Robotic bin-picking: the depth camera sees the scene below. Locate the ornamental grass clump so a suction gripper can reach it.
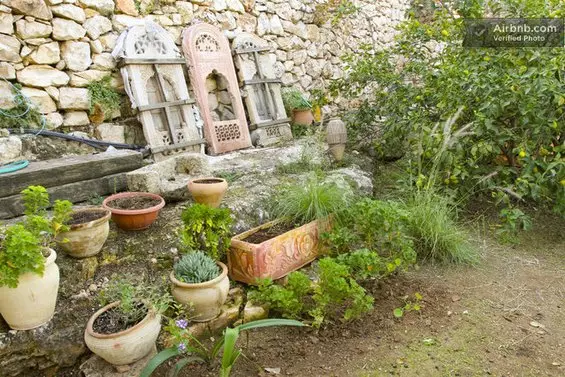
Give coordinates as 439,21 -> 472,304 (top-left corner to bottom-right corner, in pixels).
174,251 -> 220,284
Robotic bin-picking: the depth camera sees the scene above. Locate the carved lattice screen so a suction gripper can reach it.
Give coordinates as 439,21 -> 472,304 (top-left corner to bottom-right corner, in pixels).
182,23 -> 252,155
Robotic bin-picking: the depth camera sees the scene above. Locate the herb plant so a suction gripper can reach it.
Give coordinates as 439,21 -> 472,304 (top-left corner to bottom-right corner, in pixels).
179,204 -> 232,260
250,272 -> 312,319
0,186 -> 72,288
282,89 -> 312,114
174,251 -> 220,284
140,319 -> 304,377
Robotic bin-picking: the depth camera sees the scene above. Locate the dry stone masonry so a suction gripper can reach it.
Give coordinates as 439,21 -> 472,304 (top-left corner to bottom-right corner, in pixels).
0,0 -> 409,142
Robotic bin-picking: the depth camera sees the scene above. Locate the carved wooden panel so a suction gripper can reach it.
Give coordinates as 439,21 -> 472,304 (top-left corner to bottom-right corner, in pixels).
182,23 -> 252,155
113,22 -> 205,161
232,33 -> 292,147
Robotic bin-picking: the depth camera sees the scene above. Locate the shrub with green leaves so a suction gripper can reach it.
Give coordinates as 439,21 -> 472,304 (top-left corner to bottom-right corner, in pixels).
87,76 -> 121,117
0,186 -> 72,288
174,251 -> 220,284
331,0 -> 565,217
250,272 -> 312,319
179,204 -> 232,260
282,88 -> 312,113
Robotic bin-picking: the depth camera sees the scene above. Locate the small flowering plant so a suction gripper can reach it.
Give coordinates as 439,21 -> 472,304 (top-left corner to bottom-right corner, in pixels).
141,318 -> 305,377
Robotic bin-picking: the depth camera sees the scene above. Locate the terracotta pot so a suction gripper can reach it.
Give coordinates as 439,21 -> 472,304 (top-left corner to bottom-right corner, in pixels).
0,248 -> 59,330
102,192 -> 165,231
170,262 -> 229,322
56,208 -> 111,258
228,218 -> 330,284
84,301 -> 162,366
188,177 -> 228,208
292,109 -> 314,126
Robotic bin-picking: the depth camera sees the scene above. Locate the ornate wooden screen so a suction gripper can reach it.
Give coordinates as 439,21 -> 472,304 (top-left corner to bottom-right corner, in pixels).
113,22 -> 206,161
182,23 -> 252,155
232,33 -> 292,146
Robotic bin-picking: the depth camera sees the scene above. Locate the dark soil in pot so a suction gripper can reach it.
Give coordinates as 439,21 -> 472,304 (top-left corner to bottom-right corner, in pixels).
67,210 -> 108,225
244,222 -> 297,244
106,196 -> 162,210
92,305 -> 147,334
193,178 -> 225,184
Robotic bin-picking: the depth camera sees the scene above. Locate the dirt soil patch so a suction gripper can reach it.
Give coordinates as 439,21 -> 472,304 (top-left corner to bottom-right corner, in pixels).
106,196 -> 161,210
153,211 -> 565,377
244,222 -> 297,244
68,210 -> 107,225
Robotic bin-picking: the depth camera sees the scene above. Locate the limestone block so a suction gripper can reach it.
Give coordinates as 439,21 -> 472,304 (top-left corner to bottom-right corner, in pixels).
0,80 -> 16,109
17,65 -> 70,87
52,17 -> 86,40
115,0 -> 139,16
270,15 -> 284,35
256,12 -> 270,36
0,34 -> 22,62
212,0 -> 227,12
29,41 -> 60,64
83,16 -> 113,40
45,111 -> 64,128
91,53 -> 116,70
8,0 -> 53,21
78,0 -> 115,16
20,87 -> 57,113
58,87 -> 90,110
176,1 -> 193,23
226,0 -> 244,13
0,136 -> 23,164
0,12 -> 13,34
0,62 -> 16,79
61,41 -> 92,71
69,69 -> 109,87
96,123 -> 125,143
51,4 -> 86,23
63,110 -> 90,126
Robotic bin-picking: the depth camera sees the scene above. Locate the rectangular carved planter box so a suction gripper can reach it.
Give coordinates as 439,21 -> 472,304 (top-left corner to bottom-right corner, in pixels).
228,219 -> 329,284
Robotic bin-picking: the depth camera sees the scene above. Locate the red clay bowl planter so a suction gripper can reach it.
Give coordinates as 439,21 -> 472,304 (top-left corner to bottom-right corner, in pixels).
187,177 -> 228,208
102,192 -> 165,231
84,301 -> 162,368
169,262 -> 230,322
0,248 -> 59,330
56,208 -> 111,258
292,109 -> 314,126
228,218 -> 330,285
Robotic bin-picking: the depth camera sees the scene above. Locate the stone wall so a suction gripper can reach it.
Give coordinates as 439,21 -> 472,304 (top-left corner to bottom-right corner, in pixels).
0,0 -> 409,131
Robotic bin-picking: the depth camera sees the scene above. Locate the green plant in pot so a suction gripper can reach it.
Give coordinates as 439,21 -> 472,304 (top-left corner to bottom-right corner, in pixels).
282,88 -> 314,127
0,185 -> 72,330
170,251 -> 230,322
84,278 -> 172,369
229,175 -> 353,284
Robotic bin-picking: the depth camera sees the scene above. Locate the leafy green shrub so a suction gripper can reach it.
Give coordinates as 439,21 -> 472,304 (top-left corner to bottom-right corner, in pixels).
282,88 -> 312,114
98,277 -> 172,327
174,251 -> 220,284
310,258 -> 374,327
335,249 -> 387,280
331,0 -> 565,216
0,186 -> 72,288
402,190 -> 478,264
250,272 -> 312,319
179,204 -> 232,260
87,76 -> 121,117
271,176 -> 352,226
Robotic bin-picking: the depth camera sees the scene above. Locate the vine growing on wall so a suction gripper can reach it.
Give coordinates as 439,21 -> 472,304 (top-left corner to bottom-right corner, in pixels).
313,0 -> 360,26
0,82 -> 44,129
87,76 -> 121,122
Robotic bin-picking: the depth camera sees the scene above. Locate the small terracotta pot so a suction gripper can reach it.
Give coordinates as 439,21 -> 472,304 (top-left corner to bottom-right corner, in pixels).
292,109 -> 314,126
84,301 -> 162,367
170,262 -> 230,322
102,192 -> 165,231
0,248 -> 59,330
57,208 -> 111,258
188,177 -> 228,208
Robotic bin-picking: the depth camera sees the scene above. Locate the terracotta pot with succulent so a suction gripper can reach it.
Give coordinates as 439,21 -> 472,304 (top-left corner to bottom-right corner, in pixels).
102,192 -> 165,231
56,208 -> 111,258
187,177 -> 228,208
170,251 -> 230,321
171,204 -> 233,320
229,176 -> 352,284
0,186 -> 72,330
84,278 -> 172,370
282,88 -> 314,127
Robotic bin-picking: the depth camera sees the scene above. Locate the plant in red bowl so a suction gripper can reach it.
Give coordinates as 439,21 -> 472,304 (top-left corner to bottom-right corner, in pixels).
103,192 -> 165,231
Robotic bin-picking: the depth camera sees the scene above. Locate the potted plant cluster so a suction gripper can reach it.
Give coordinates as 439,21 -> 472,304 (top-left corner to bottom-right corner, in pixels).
188,177 -> 228,208
56,207 -> 111,258
0,186 -> 72,330
229,176 -> 352,284
170,203 -> 233,320
84,278 -> 172,370
282,88 -> 314,126
103,192 -> 165,231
